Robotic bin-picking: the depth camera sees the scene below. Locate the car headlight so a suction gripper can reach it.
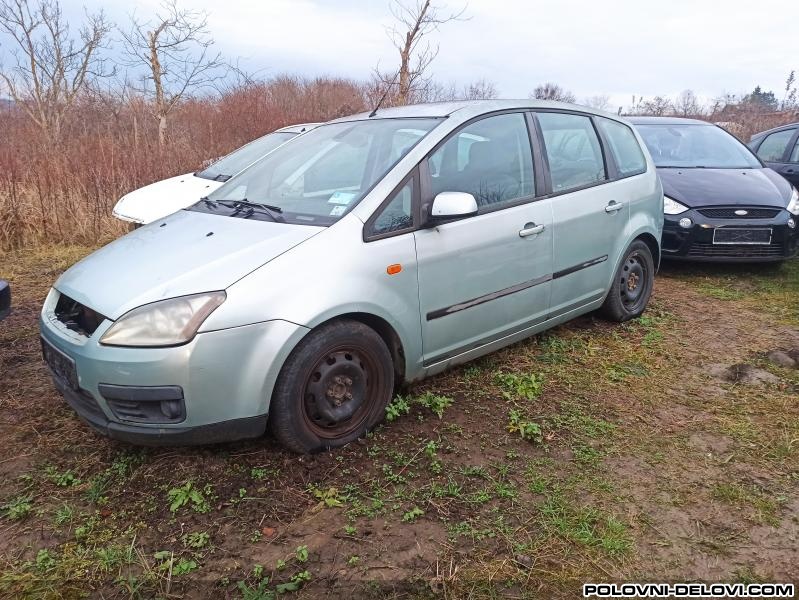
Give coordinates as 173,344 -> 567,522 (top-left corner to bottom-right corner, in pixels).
787,187 -> 799,216
664,196 -> 689,215
100,292 -> 226,347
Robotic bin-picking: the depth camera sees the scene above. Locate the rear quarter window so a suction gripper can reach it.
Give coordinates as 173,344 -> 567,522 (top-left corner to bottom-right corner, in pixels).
596,118 -> 647,177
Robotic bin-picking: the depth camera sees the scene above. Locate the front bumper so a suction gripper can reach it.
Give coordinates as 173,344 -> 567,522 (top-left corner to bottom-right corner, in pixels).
661,208 -> 798,262
40,305 -> 309,446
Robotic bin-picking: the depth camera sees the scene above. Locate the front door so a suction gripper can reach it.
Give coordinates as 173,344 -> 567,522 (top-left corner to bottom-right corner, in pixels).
414,112 -> 553,365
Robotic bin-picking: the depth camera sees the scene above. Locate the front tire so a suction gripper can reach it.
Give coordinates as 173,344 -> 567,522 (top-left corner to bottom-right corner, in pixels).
600,240 -> 655,322
268,319 -> 394,453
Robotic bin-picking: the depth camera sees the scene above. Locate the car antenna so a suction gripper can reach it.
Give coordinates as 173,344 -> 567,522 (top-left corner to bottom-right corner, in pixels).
369,71 -> 399,118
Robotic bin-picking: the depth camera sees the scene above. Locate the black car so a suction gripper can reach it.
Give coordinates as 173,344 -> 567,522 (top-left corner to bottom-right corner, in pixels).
630,117 -> 799,262
749,122 -> 799,188
0,280 -> 10,321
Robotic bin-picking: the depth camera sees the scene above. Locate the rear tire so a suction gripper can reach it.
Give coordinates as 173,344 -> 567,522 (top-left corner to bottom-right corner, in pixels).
600,240 -> 655,322
268,319 -> 394,453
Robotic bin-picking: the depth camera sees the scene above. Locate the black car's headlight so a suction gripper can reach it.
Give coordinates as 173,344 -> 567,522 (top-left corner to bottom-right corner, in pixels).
100,292 -> 226,347
664,196 -> 689,215
787,187 -> 799,216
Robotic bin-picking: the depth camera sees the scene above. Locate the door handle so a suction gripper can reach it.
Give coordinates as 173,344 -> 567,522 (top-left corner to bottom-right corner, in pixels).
605,201 -> 624,213
519,223 -> 545,237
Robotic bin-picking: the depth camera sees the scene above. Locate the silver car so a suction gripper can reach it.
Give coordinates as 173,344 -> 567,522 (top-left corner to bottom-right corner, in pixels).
40,100 -> 663,453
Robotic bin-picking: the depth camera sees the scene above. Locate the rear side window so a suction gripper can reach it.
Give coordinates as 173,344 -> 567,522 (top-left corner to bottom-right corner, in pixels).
537,112 -> 606,192
428,113 -> 535,209
756,129 -> 794,162
596,118 -> 646,177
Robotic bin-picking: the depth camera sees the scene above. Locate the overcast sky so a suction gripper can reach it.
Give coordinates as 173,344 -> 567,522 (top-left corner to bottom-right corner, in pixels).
16,0 -> 799,111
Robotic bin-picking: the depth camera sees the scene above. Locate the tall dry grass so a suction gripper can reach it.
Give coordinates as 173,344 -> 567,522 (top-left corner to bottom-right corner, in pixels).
0,75 -> 367,250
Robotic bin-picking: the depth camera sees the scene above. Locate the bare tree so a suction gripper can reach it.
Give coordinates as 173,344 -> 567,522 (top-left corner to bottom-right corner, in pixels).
0,0 -> 112,139
531,82 -> 576,103
639,95 -> 673,116
782,70 -> 796,110
674,89 -> 700,116
121,0 -> 225,146
375,0 -> 466,107
461,78 -> 497,100
583,94 -> 610,111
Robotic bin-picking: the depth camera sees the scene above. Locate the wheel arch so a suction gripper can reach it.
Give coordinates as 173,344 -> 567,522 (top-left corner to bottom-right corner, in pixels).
634,232 -> 661,270
314,312 -> 407,383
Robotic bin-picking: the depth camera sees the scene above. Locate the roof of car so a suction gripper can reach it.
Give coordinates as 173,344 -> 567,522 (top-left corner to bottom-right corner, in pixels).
626,116 -> 711,126
330,99 -> 622,123
749,121 -> 799,140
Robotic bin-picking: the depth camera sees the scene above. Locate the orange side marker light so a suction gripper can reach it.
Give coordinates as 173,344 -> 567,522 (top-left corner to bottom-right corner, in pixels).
386,264 -> 402,275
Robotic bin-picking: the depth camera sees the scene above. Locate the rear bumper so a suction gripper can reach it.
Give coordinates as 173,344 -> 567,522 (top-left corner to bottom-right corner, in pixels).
661,209 -> 798,262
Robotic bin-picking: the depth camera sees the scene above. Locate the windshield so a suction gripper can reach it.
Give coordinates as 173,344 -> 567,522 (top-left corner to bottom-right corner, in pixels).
636,124 -> 761,169
196,131 -> 297,181
203,118 -> 441,225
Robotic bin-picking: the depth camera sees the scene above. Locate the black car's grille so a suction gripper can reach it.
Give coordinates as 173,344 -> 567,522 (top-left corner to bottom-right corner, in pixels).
698,207 -> 781,219
687,242 -> 785,258
54,293 -> 107,337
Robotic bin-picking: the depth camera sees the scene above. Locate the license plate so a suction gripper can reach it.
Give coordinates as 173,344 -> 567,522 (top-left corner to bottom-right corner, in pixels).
41,337 -> 78,390
712,228 -> 772,245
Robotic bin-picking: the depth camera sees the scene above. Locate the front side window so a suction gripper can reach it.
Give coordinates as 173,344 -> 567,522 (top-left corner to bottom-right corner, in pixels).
204,118 -> 440,225
197,131 -> 296,181
428,113 -> 535,209
537,112 -> 606,192
636,124 -> 762,169
755,129 -> 794,162
596,118 -> 646,177
370,178 -> 415,236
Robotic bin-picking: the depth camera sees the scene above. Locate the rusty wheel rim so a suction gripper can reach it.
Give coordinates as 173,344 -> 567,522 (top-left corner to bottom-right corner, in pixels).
302,345 -> 378,439
619,251 -> 648,311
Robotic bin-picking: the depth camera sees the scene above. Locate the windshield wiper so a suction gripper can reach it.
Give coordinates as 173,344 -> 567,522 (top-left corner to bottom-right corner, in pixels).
215,199 -> 284,222
214,174 -> 232,182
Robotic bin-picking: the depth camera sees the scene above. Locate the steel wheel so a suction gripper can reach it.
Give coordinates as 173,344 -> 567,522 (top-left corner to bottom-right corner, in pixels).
619,251 -> 649,312
302,346 -> 380,440
269,319 -> 394,453
600,240 -> 655,322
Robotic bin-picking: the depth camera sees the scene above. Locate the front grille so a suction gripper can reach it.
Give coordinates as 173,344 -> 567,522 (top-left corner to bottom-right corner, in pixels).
687,242 -> 785,258
54,293 -> 107,337
698,207 -> 781,219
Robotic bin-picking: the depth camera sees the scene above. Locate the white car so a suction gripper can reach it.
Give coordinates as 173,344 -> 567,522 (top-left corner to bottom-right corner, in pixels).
112,123 -> 321,225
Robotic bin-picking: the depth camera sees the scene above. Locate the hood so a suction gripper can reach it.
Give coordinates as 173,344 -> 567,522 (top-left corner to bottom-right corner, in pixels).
658,167 -> 792,208
113,173 -> 224,225
56,210 -> 323,319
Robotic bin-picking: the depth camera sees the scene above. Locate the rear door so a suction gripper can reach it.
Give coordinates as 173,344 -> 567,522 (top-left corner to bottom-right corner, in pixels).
414,112 -> 553,365
534,111 -> 628,317
753,127 -> 799,185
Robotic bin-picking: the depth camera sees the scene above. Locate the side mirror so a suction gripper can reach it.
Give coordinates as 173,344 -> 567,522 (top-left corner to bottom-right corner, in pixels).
429,192 -> 478,223
0,280 -> 10,321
